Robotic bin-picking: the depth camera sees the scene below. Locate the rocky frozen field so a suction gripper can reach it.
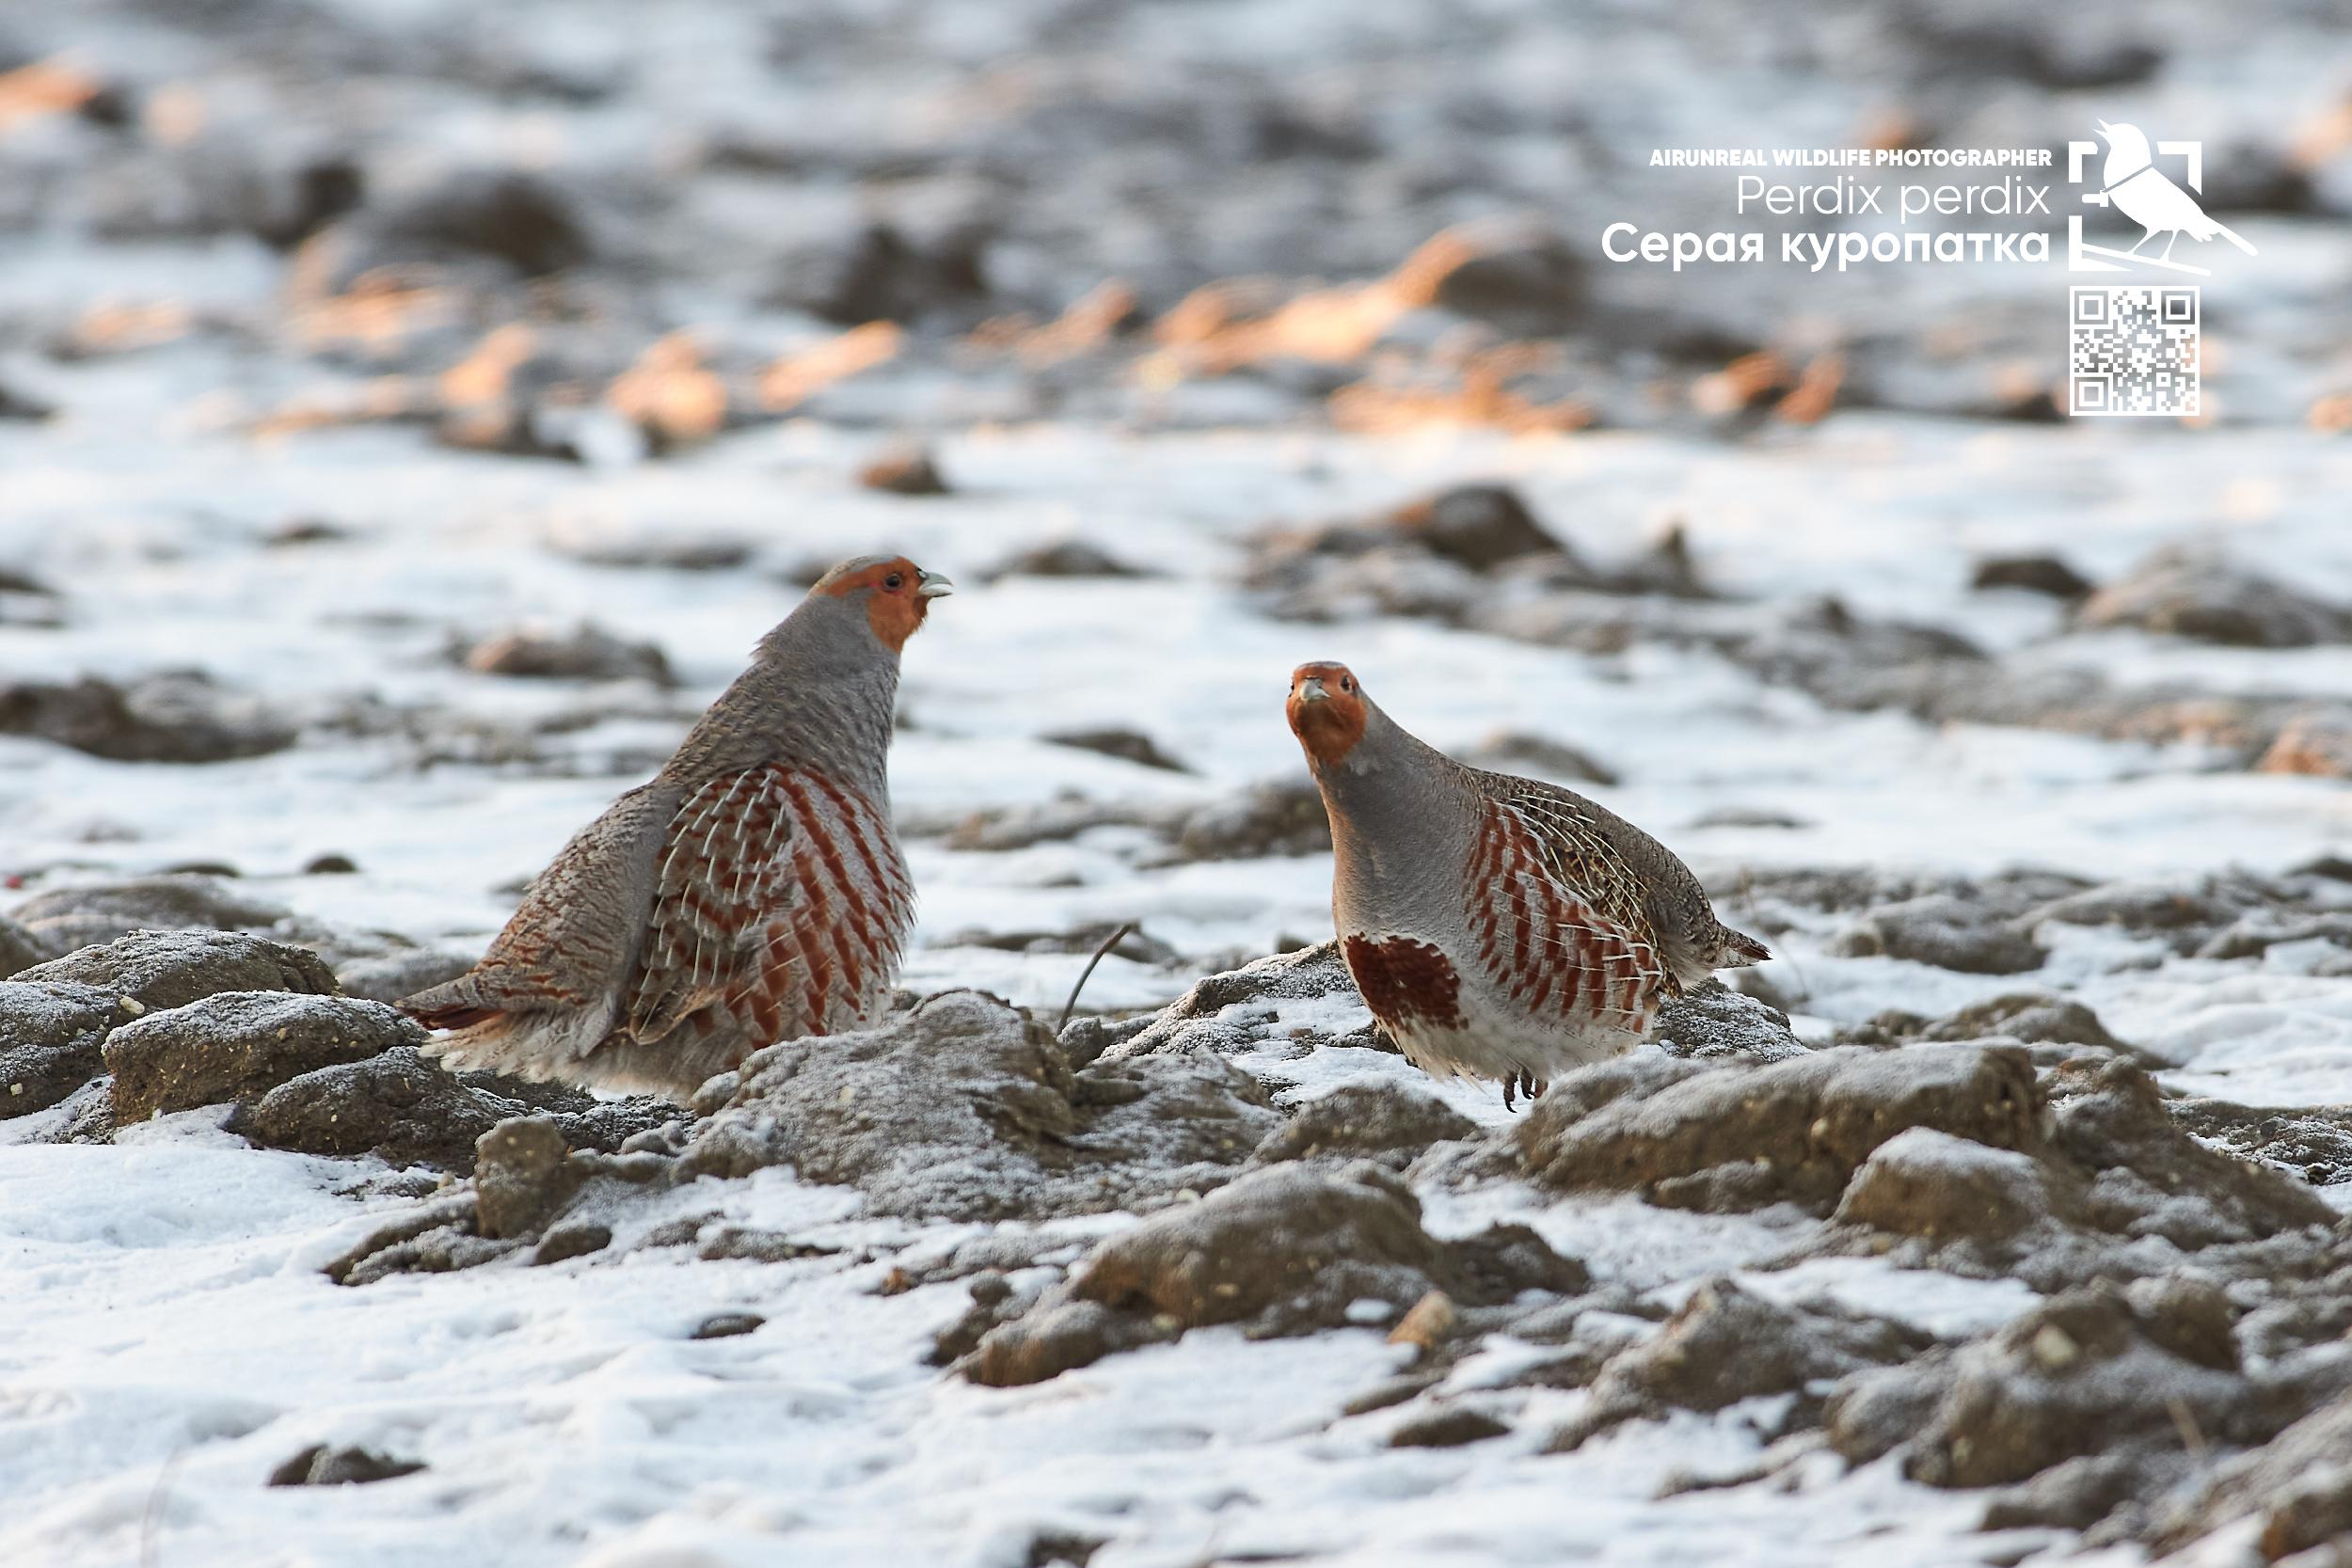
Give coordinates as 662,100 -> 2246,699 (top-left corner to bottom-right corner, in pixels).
8,1 -> 2352,1565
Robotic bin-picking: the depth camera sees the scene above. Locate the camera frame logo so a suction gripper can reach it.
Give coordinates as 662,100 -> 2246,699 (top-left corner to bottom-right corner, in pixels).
2064,122 -> 2249,418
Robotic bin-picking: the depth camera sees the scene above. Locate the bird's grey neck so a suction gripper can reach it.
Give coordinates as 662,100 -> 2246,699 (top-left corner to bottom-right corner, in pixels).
1313,721 -> 1470,895
667,616 -> 898,798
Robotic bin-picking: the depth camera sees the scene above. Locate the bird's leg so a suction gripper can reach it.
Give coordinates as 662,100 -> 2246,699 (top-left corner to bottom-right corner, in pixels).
2160,230 -> 2180,262
2125,231 -> 2153,256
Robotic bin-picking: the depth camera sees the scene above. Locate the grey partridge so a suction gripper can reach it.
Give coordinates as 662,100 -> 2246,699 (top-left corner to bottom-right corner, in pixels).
1285,661 -> 1769,1108
401,555 -> 950,1098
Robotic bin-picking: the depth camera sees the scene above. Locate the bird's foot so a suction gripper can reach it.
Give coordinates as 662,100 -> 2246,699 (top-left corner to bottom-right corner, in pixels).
1501,1070 -> 1549,1112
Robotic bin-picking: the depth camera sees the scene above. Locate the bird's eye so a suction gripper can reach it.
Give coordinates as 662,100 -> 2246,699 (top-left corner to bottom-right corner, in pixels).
1341,677 -> 1355,692
883,572 -> 905,591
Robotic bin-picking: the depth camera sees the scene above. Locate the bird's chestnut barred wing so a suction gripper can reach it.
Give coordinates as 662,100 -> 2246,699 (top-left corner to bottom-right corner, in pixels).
1461,785 -> 1675,1032
624,764 -> 912,1051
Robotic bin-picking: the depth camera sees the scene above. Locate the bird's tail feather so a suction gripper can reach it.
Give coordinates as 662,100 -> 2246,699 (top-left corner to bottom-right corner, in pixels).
1716,926 -> 1772,967
402,999 -> 501,1030
421,1016 -> 556,1081
2215,222 -> 2256,255
400,968 -> 492,1026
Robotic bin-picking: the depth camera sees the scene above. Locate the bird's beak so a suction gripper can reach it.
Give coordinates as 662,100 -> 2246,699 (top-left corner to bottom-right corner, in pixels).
916,569 -> 954,599
1295,676 -> 1328,703
2095,119 -> 2111,138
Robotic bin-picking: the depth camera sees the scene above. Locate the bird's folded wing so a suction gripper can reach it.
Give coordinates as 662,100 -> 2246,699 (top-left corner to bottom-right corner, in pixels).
626,766 -> 801,1043
1466,791 -> 1676,1026
624,765 -> 909,1048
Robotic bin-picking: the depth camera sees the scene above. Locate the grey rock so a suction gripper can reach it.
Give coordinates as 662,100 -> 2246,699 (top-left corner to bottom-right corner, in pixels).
2044,1056 -> 2336,1249
1652,981 -> 1806,1062
2167,1099 -> 2352,1188
679,990 -> 1279,1221
558,533 -> 751,573
964,1161 -> 1584,1386
322,1191 -> 516,1287
231,1044 -> 667,1171
1553,1276 -> 1922,1449
9,874 -> 294,951
1252,1081 -> 1479,1167
1917,993 -> 2140,1056
1041,726 -> 1191,773
235,1045 -> 505,1168
1169,779 -> 1331,862
2023,876 -> 2269,940
538,1212 -> 621,1259
2151,1384 -> 2352,1557
1253,543 -> 1486,626
1389,1407 -> 1512,1448
1981,1453 -> 2149,1532
456,623 -> 674,685
103,992 -> 419,1123
760,218 -> 990,326
1827,894 -> 2046,974
935,797 -> 1184,853
1835,1127 -> 2063,1243
0,981 -> 122,1118
474,1116 -> 581,1239
1807,1058 -> 2340,1296
857,445 -> 949,495
1517,1043 -> 2042,1212
980,541 -> 1155,581
1973,554 -> 2093,600
1055,1012 -> 1155,1069
1892,11 -> 2160,90
295,168 -> 591,294
268,1445 -> 425,1487
1831,1282 -> 2328,1495
0,915 -> 59,978
0,673 -> 296,764
1383,483 -> 1564,572
1107,942 -> 1375,1061
2076,547 -> 2352,648
17,929 -> 335,1012
1462,730 -> 1617,786
2196,911 -> 2352,963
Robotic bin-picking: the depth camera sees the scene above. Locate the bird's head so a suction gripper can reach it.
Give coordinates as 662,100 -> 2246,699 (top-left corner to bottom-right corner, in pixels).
1286,660 -> 1370,767
810,554 -> 953,653
2094,120 -> 2153,163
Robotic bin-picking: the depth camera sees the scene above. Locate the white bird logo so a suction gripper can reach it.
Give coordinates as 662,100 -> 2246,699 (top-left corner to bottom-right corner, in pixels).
2089,120 -> 2257,264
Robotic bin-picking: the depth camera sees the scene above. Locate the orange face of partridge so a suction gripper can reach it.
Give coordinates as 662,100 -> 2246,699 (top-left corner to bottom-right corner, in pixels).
1286,661 -> 1368,767
818,556 -> 949,652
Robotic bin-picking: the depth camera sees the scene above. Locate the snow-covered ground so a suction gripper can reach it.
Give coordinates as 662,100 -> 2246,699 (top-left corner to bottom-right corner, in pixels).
8,0 -> 2352,1560
5,402 -> 2352,1566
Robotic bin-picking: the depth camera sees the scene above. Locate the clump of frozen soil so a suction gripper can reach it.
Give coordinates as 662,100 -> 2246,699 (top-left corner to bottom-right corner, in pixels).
962,1160 -> 1585,1386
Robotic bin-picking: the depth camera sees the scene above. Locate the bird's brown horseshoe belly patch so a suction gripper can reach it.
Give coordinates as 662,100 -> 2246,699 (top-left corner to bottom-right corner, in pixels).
1343,935 -> 1467,1031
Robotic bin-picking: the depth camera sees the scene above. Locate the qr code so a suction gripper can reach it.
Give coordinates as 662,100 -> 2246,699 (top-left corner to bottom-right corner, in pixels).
2070,286 -> 2199,417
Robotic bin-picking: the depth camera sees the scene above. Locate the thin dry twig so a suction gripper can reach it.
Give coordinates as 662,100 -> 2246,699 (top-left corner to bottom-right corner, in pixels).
2169,1393 -> 2211,1465
1057,922 -> 1137,1032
